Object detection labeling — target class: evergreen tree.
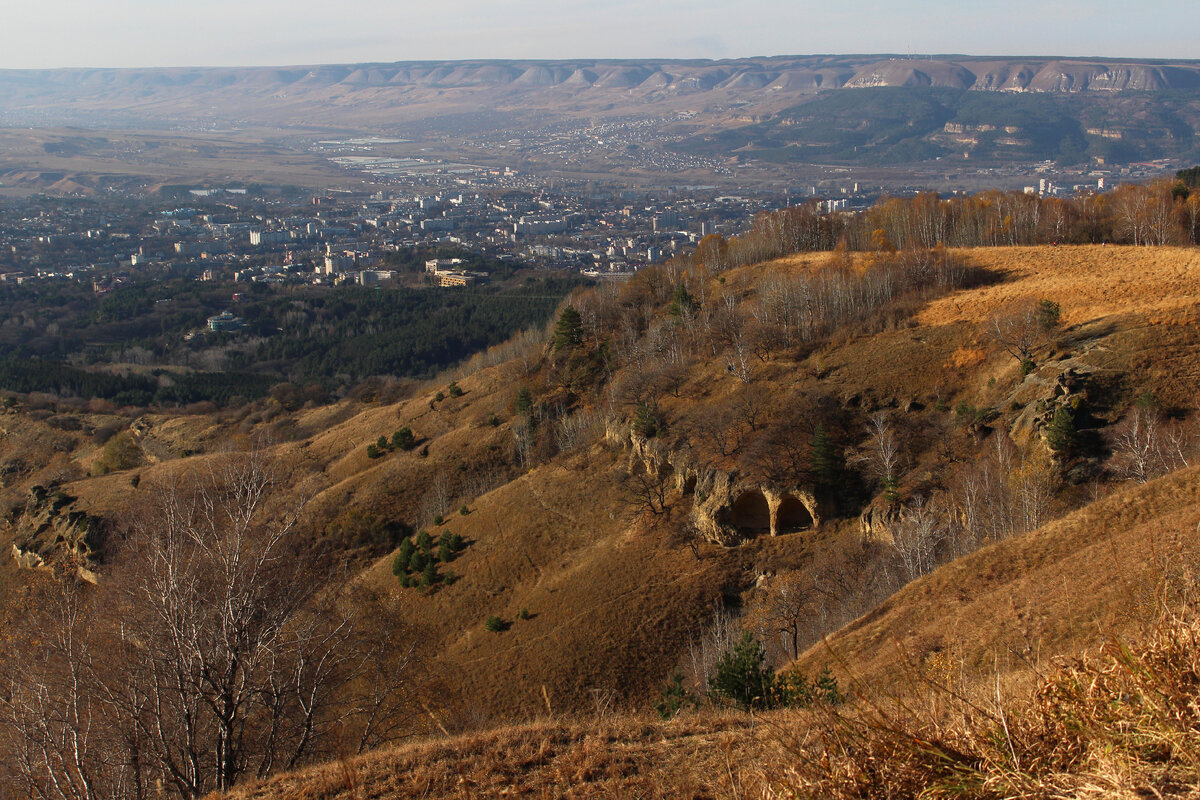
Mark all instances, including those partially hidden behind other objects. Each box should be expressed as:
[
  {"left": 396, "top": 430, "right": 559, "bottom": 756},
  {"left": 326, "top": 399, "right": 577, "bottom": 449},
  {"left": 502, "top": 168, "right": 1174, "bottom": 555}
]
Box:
[
  {"left": 421, "top": 560, "right": 437, "bottom": 588},
  {"left": 393, "top": 538, "right": 414, "bottom": 576},
  {"left": 1046, "top": 406, "right": 1078, "bottom": 454},
  {"left": 655, "top": 668, "right": 695, "bottom": 719},
  {"left": 553, "top": 305, "right": 583, "bottom": 352},
  {"left": 709, "top": 632, "right": 776, "bottom": 711},
  {"left": 438, "top": 539, "right": 453, "bottom": 563},
  {"left": 515, "top": 386, "right": 534, "bottom": 418},
  {"left": 669, "top": 284, "right": 696, "bottom": 318},
  {"left": 809, "top": 422, "right": 838, "bottom": 487},
  {"left": 416, "top": 529, "right": 433, "bottom": 553},
  {"left": 391, "top": 426, "right": 415, "bottom": 450},
  {"left": 633, "top": 398, "right": 662, "bottom": 438}
]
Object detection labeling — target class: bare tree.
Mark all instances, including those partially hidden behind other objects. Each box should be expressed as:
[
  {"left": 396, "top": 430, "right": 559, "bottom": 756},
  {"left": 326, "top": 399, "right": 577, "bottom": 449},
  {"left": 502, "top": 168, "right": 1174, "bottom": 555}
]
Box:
[
  {"left": 889, "top": 494, "right": 947, "bottom": 583},
  {"left": 1, "top": 453, "right": 422, "bottom": 800}
]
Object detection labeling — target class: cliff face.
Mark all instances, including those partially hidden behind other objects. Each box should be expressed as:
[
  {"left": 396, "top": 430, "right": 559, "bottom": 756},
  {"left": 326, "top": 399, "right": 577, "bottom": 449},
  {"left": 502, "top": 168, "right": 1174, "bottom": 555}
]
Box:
[
  {"left": 608, "top": 421, "right": 820, "bottom": 546},
  {"left": 2, "top": 55, "right": 1199, "bottom": 129}
]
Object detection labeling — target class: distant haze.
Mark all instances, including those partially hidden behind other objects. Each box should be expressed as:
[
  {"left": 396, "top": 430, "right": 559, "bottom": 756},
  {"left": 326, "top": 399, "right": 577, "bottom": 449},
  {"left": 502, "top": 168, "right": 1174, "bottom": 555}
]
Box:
[{"left": 2, "top": 0, "right": 1198, "bottom": 70}]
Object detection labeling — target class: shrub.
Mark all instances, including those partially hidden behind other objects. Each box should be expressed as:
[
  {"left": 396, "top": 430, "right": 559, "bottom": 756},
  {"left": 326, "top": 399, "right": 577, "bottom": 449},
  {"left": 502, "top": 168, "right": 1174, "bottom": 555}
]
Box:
[
  {"left": 518, "top": 607, "right": 531, "bottom": 621},
  {"left": 459, "top": 504, "right": 469, "bottom": 515},
  {"left": 434, "top": 391, "right": 445, "bottom": 402},
  {"left": 484, "top": 615, "right": 506, "bottom": 633},
  {"left": 438, "top": 539, "right": 453, "bottom": 563},
  {"left": 449, "top": 532, "right": 465, "bottom": 552},
  {"left": 1019, "top": 358, "right": 1036, "bottom": 376},
  {"left": 420, "top": 560, "right": 437, "bottom": 588},
  {"left": 488, "top": 413, "right": 500, "bottom": 427},
  {"left": 92, "top": 432, "right": 142, "bottom": 476},
  {"left": 448, "top": 381, "right": 463, "bottom": 398},
  {"left": 366, "top": 443, "right": 381, "bottom": 459},
  {"left": 432, "top": 514, "right": 443, "bottom": 526},
  {"left": 709, "top": 632, "right": 775, "bottom": 711},
  {"left": 416, "top": 529, "right": 433, "bottom": 552}
]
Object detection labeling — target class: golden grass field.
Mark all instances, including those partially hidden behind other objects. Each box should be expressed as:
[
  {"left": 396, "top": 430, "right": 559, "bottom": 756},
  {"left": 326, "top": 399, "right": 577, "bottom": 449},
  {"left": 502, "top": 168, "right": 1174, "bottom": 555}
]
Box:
[{"left": 6, "top": 244, "right": 1200, "bottom": 797}]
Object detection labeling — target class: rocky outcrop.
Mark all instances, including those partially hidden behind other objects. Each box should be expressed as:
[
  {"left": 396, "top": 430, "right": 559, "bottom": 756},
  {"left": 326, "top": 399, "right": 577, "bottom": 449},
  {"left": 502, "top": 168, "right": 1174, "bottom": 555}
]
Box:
[
  {"left": 606, "top": 421, "right": 820, "bottom": 546},
  {"left": 5, "top": 486, "right": 103, "bottom": 579}
]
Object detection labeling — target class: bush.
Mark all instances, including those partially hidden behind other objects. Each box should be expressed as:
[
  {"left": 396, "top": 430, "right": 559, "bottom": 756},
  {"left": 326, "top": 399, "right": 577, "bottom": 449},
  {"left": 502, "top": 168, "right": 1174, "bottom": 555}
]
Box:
[
  {"left": 416, "top": 529, "right": 433, "bottom": 552},
  {"left": 438, "top": 539, "right": 453, "bottom": 563},
  {"left": 366, "top": 443, "right": 381, "bottom": 459},
  {"left": 709, "top": 632, "right": 775, "bottom": 711},
  {"left": 488, "top": 413, "right": 500, "bottom": 427},
  {"left": 459, "top": 504, "right": 469, "bottom": 515},
  {"left": 434, "top": 391, "right": 444, "bottom": 402},
  {"left": 448, "top": 381, "right": 463, "bottom": 398},
  {"left": 518, "top": 607, "right": 530, "bottom": 621},
  {"left": 449, "top": 533, "right": 465, "bottom": 552},
  {"left": 484, "top": 615, "right": 506, "bottom": 633},
  {"left": 432, "top": 514, "right": 443, "bottom": 526},
  {"left": 420, "top": 560, "right": 437, "bottom": 588},
  {"left": 92, "top": 432, "right": 142, "bottom": 476}
]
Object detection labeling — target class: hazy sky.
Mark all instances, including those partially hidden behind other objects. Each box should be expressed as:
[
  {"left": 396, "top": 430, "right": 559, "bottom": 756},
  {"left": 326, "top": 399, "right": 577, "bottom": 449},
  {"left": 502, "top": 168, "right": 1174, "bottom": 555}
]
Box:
[{"left": 2, "top": 0, "right": 1197, "bottom": 69}]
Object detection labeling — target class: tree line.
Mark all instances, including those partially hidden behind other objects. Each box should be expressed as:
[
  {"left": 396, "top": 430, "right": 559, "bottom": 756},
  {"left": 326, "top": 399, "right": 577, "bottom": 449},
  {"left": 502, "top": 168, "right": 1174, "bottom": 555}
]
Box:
[{"left": 692, "top": 171, "right": 1200, "bottom": 273}]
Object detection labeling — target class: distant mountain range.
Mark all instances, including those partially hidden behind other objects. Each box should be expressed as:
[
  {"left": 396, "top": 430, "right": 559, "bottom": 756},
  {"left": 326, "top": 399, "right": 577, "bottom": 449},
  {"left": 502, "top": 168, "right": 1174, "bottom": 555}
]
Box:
[{"left": 2, "top": 55, "right": 1199, "bottom": 173}]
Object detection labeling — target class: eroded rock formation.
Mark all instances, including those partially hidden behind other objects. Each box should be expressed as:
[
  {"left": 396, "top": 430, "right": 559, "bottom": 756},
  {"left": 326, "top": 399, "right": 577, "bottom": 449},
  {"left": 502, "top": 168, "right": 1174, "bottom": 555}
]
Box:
[{"left": 607, "top": 421, "right": 820, "bottom": 546}]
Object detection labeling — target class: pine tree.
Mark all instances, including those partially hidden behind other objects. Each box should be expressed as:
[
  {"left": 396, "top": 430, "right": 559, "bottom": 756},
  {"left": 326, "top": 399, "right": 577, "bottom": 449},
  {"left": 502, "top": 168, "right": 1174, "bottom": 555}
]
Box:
[
  {"left": 809, "top": 422, "right": 838, "bottom": 487},
  {"left": 515, "top": 386, "right": 534, "bottom": 419},
  {"left": 553, "top": 305, "right": 583, "bottom": 352},
  {"left": 709, "top": 632, "right": 776, "bottom": 711},
  {"left": 1045, "top": 406, "right": 1078, "bottom": 454},
  {"left": 655, "top": 668, "right": 695, "bottom": 719},
  {"left": 668, "top": 284, "right": 696, "bottom": 317},
  {"left": 416, "top": 529, "right": 433, "bottom": 553},
  {"left": 421, "top": 560, "right": 437, "bottom": 588},
  {"left": 391, "top": 426, "right": 415, "bottom": 451},
  {"left": 393, "top": 539, "right": 414, "bottom": 576}
]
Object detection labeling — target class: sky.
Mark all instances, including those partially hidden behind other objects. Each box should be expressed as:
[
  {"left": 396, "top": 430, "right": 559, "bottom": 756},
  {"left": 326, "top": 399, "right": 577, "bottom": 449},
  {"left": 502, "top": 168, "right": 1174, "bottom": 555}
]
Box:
[{"left": 2, "top": 0, "right": 1197, "bottom": 70}]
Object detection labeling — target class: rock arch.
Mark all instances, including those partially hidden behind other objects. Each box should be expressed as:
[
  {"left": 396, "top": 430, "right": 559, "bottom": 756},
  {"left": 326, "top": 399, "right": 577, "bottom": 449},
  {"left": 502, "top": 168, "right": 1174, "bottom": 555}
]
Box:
[
  {"left": 774, "top": 494, "right": 814, "bottom": 534},
  {"left": 729, "top": 490, "right": 772, "bottom": 534}
]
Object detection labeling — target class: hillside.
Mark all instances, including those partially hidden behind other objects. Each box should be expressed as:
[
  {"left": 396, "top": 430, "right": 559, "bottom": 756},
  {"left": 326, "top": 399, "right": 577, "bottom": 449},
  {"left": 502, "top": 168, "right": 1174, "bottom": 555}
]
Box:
[{"left": 5, "top": 242, "right": 1200, "bottom": 797}]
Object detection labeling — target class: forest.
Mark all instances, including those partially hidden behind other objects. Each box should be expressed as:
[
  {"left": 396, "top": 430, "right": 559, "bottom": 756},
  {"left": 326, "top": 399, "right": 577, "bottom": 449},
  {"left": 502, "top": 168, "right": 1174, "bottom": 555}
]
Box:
[{"left": 0, "top": 274, "right": 585, "bottom": 407}]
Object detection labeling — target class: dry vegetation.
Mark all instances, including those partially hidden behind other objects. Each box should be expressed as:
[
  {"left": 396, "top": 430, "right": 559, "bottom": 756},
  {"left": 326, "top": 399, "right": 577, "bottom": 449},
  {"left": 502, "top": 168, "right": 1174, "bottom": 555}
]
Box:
[{"left": 5, "top": 241, "right": 1200, "bottom": 798}]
